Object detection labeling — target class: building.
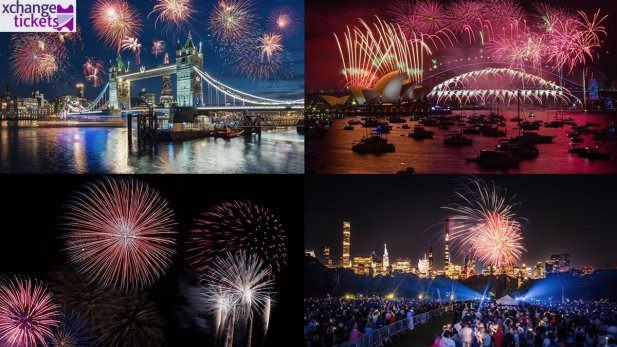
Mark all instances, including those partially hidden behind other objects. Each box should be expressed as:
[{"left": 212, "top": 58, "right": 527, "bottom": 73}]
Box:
[
  {"left": 0, "top": 85, "right": 18, "bottom": 119},
  {"left": 342, "top": 221, "right": 351, "bottom": 268},
  {"left": 580, "top": 265, "right": 594, "bottom": 276},
  {"left": 175, "top": 31, "right": 204, "bottom": 107},
  {"left": 535, "top": 261, "right": 545, "bottom": 279},
  {"left": 353, "top": 256, "right": 373, "bottom": 276},
  {"left": 418, "top": 254, "right": 429, "bottom": 278},
  {"left": 139, "top": 88, "right": 157, "bottom": 107},
  {"left": 305, "top": 250, "right": 316, "bottom": 258},
  {"left": 463, "top": 254, "right": 476, "bottom": 279},
  {"left": 76, "top": 83, "right": 85, "bottom": 99},
  {"left": 323, "top": 246, "right": 332, "bottom": 268},
  {"left": 428, "top": 246, "right": 434, "bottom": 278},
  {"left": 392, "top": 258, "right": 411, "bottom": 274},
  {"left": 444, "top": 219, "right": 450, "bottom": 275},
  {"left": 546, "top": 253, "right": 571, "bottom": 274},
  {"left": 160, "top": 53, "right": 174, "bottom": 106},
  {"left": 383, "top": 244, "right": 390, "bottom": 274}
]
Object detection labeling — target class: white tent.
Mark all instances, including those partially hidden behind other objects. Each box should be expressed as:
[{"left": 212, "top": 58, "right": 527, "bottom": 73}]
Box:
[{"left": 496, "top": 295, "right": 518, "bottom": 306}]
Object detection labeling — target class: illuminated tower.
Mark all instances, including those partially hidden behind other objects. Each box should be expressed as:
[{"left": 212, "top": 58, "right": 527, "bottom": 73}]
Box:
[
  {"left": 175, "top": 31, "right": 204, "bottom": 108},
  {"left": 383, "top": 244, "right": 389, "bottom": 275},
  {"left": 323, "top": 246, "right": 332, "bottom": 268},
  {"left": 445, "top": 218, "right": 451, "bottom": 272},
  {"left": 160, "top": 53, "right": 174, "bottom": 106},
  {"left": 108, "top": 53, "right": 130, "bottom": 110},
  {"left": 342, "top": 222, "right": 351, "bottom": 268},
  {"left": 76, "top": 83, "right": 84, "bottom": 99},
  {"left": 428, "top": 246, "right": 434, "bottom": 278}
]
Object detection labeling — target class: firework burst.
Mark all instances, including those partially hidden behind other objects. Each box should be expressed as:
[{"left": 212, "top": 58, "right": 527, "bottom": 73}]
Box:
[
  {"left": 50, "top": 308, "right": 95, "bottom": 347},
  {"left": 209, "top": 0, "right": 257, "bottom": 43},
  {"left": 0, "top": 277, "right": 59, "bottom": 347},
  {"left": 389, "top": 0, "right": 456, "bottom": 48},
  {"left": 121, "top": 36, "right": 142, "bottom": 65},
  {"left": 63, "top": 177, "right": 177, "bottom": 292},
  {"left": 10, "top": 33, "right": 69, "bottom": 84},
  {"left": 441, "top": 177, "right": 526, "bottom": 269},
  {"left": 152, "top": 39, "right": 167, "bottom": 58},
  {"left": 83, "top": 57, "right": 106, "bottom": 88},
  {"left": 150, "top": 0, "right": 197, "bottom": 32},
  {"left": 268, "top": 7, "right": 297, "bottom": 35},
  {"left": 91, "top": 0, "right": 143, "bottom": 52},
  {"left": 188, "top": 201, "right": 287, "bottom": 279},
  {"left": 258, "top": 33, "right": 284, "bottom": 63}
]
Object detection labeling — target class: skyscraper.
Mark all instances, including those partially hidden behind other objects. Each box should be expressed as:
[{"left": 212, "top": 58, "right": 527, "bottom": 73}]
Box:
[
  {"left": 383, "top": 243, "right": 389, "bottom": 269},
  {"left": 342, "top": 221, "right": 351, "bottom": 268},
  {"left": 418, "top": 254, "right": 429, "bottom": 277},
  {"left": 428, "top": 246, "right": 434, "bottom": 278},
  {"left": 444, "top": 218, "right": 450, "bottom": 274},
  {"left": 160, "top": 53, "right": 174, "bottom": 106},
  {"left": 323, "top": 246, "right": 332, "bottom": 268}
]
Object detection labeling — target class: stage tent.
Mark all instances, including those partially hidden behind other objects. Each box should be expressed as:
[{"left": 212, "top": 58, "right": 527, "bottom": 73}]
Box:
[{"left": 496, "top": 295, "right": 518, "bottom": 306}]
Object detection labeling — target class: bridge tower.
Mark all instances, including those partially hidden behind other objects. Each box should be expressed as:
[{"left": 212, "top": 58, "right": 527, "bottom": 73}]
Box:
[
  {"left": 160, "top": 53, "right": 174, "bottom": 107},
  {"left": 108, "top": 53, "right": 131, "bottom": 111},
  {"left": 175, "top": 31, "right": 204, "bottom": 108}
]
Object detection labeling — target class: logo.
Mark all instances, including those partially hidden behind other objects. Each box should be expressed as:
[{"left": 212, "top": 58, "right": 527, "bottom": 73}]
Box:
[{"left": 0, "top": 0, "right": 76, "bottom": 32}]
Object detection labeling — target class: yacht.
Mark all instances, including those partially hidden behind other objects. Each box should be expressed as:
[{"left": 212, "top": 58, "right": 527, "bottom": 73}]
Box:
[
  {"left": 444, "top": 133, "right": 473, "bottom": 146},
  {"left": 408, "top": 126, "right": 434, "bottom": 139},
  {"left": 515, "top": 132, "right": 555, "bottom": 144},
  {"left": 352, "top": 136, "right": 396, "bottom": 154},
  {"left": 468, "top": 150, "right": 521, "bottom": 168}
]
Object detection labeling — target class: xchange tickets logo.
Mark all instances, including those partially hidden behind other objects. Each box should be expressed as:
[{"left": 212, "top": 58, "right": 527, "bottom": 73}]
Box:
[{"left": 0, "top": 0, "right": 76, "bottom": 32}]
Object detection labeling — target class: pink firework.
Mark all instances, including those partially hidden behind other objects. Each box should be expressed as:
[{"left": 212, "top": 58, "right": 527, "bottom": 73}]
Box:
[
  {"left": 83, "top": 57, "right": 106, "bottom": 88},
  {"left": 258, "top": 33, "right": 284, "bottom": 63},
  {"left": 486, "top": 23, "right": 546, "bottom": 70},
  {"left": 149, "top": 0, "right": 197, "bottom": 32},
  {"left": 449, "top": 0, "right": 492, "bottom": 43},
  {"left": 209, "top": 0, "right": 257, "bottom": 43},
  {"left": 268, "top": 7, "right": 297, "bottom": 35},
  {"left": 0, "top": 277, "right": 59, "bottom": 347},
  {"left": 91, "top": 0, "right": 143, "bottom": 52},
  {"left": 121, "top": 36, "right": 142, "bottom": 65},
  {"left": 10, "top": 33, "right": 68, "bottom": 84},
  {"left": 152, "top": 39, "right": 167, "bottom": 58},
  {"left": 470, "top": 213, "right": 525, "bottom": 269},
  {"left": 64, "top": 177, "right": 177, "bottom": 292},
  {"left": 389, "top": 0, "right": 455, "bottom": 48},
  {"left": 483, "top": 0, "right": 525, "bottom": 36}
]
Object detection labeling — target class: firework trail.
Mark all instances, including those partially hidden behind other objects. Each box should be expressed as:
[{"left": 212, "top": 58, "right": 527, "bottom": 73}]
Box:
[
  {"left": 50, "top": 308, "right": 95, "bottom": 347},
  {"left": 149, "top": 0, "right": 197, "bottom": 32},
  {"left": 63, "top": 177, "right": 177, "bottom": 292},
  {"left": 258, "top": 33, "right": 284, "bottom": 63},
  {"left": 10, "top": 33, "right": 69, "bottom": 84},
  {"left": 121, "top": 36, "right": 143, "bottom": 65},
  {"left": 335, "top": 17, "right": 431, "bottom": 88},
  {"left": 448, "top": 0, "right": 492, "bottom": 44},
  {"left": 0, "top": 277, "right": 59, "bottom": 347},
  {"left": 267, "top": 7, "right": 297, "bottom": 35},
  {"left": 441, "top": 177, "right": 526, "bottom": 268},
  {"left": 202, "top": 285, "right": 235, "bottom": 340},
  {"left": 152, "top": 39, "right": 167, "bottom": 58},
  {"left": 91, "top": 0, "right": 143, "bottom": 53},
  {"left": 187, "top": 201, "right": 287, "bottom": 279},
  {"left": 209, "top": 0, "right": 257, "bottom": 43},
  {"left": 83, "top": 57, "right": 106, "bottom": 88}
]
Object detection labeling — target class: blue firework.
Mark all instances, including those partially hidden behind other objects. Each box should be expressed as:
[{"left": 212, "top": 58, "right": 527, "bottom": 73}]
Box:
[{"left": 50, "top": 307, "right": 96, "bottom": 347}]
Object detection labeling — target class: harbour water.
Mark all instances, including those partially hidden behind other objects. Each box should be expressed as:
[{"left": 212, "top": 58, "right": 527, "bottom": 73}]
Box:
[
  {"left": 307, "top": 110, "right": 617, "bottom": 174},
  {"left": 0, "top": 121, "right": 304, "bottom": 174}
]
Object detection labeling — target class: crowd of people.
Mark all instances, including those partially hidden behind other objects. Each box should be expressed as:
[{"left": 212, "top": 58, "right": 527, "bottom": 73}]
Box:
[
  {"left": 435, "top": 300, "right": 617, "bottom": 347},
  {"left": 303, "top": 297, "right": 449, "bottom": 347},
  {"left": 304, "top": 298, "right": 617, "bottom": 347}
]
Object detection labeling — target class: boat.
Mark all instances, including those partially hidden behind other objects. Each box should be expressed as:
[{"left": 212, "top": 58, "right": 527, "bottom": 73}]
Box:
[
  {"left": 518, "top": 121, "right": 542, "bottom": 130},
  {"left": 592, "top": 132, "right": 617, "bottom": 141},
  {"left": 444, "top": 133, "right": 473, "bottom": 146},
  {"left": 467, "top": 150, "right": 521, "bottom": 168},
  {"left": 544, "top": 121, "right": 565, "bottom": 128},
  {"left": 480, "top": 127, "right": 506, "bottom": 137},
  {"left": 463, "top": 126, "right": 481, "bottom": 135},
  {"left": 212, "top": 127, "right": 244, "bottom": 138},
  {"left": 343, "top": 125, "right": 354, "bottom": 130},
  {"left": 352, "top": 135, "right": 396, "bottom": 154},
  {"left": 577, "top": 146, "right": 610, "bottom": 160},
  {"left": 528, "top": 112, "right": 535, "bottom": 118},
  {"left": 568, "top": 144, "right": 585, "bottom": 154},
  {"left": 515, "top": 131, "right": 555, "bottom": 144},
  {"left": 374, "top": 124, "right": 390, "bottom": 134},
  {"left": 496, "top": 142, "right": 539, "bottom": 158},
  {"left": 347, "top": 119, "right": 361, "bottom": 125},
  {"left": 408, "top": 126, "right": 434, "bottom": 139},
  {"left": 438, "top": 124, "right": 451, "bottom": 130},
  {"left": 389, "top": 116, "right": 407, "bottom": 123},
  {"left": 362, "top": 118, "right": 380, "bottom": 127},
  {"left": 510, "top": 116, "right": 523, "bottom": 122},
  {"left": 420, "top": 118, "right": 440, "bottom": 127},
  {"left": 401, "top": 123, "right": 410, "bottom": 130},
  {"left": 569, "top": 135, "right": 584, "bottom": 143},
  {"left": 396, "top": 167, "right": 416, "bottom": 174}
]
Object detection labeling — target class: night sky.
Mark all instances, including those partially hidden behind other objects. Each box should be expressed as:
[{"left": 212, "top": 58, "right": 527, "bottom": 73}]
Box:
[
  {"left": 0, "top": 0, "right": 304, "bottom": 101},
  {"left": 305, "top": 175, "right": 617, "bottom": 270},
  {"left": 0, "top": 175, "right": 303, "bottom": 346},
  {"left": 306, "top": 0, "right": 617, "bottom": 92}
]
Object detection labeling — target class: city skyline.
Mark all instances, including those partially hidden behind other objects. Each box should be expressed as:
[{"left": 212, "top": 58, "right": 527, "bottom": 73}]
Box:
[{"left": 305, "top": 175, "right": 617, "bottom": 270}]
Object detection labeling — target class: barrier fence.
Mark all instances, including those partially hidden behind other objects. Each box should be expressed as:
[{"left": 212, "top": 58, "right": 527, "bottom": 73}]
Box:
[{"left": 323, "top": 305, "right": 452, "bottom": 347}]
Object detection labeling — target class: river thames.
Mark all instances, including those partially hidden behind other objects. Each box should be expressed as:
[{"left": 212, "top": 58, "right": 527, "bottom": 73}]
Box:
[
  {"left": 0, "top": 121, "right": 304, "bottom": 174},
  {"left": 307, "top": 110, "right": 617, "bottom": 174}
]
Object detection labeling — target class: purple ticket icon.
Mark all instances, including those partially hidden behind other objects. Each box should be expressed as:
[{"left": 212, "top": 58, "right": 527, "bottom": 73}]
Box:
[{"left": 55, "top": 4, "right": 74, "bottom": 32}]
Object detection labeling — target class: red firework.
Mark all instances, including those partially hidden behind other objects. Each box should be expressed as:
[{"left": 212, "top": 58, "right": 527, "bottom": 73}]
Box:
[
  {"left": 187, "top": 201, "right": 287, "bottom": 279},
  {"left": 389, "top": 0, "right": 456, "bottom": 48},
  {"left": 209, "top": 0, "right": 257, "bottom": 43},
  {"left": 0, "top": 277, "right": 59, "bottom": 347},
  {"left": 83, "top": 57, "right": 106, "bottom": 88},
  {"left": 64, "top": 177, "right": 177, "bottom": 292},
  {"left": 10, "top": 33, "right": 68, "bottom": 84},
  {"left": 90, "top": 0, "right": 143, "bottom": 52}
]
